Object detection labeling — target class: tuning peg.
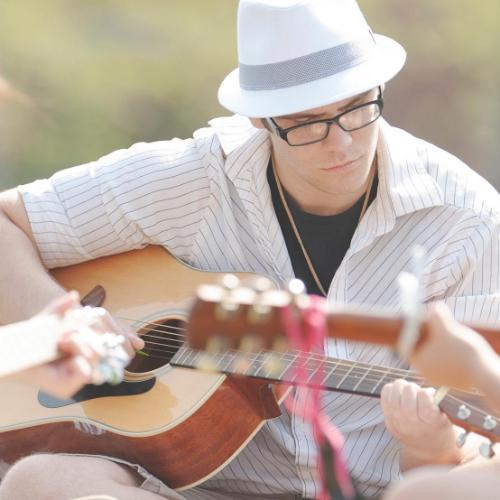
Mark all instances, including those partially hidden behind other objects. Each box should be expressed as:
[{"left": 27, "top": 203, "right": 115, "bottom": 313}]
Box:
[
  {"left": 483, "top": 415, "right": 498, "bottom": 431},
  {"left": 216, "top": 274, "right": 242, "bottom": 319},
  {"left": 250, "top": 276, "right": 275, "bottom": 294},
  {"left": 244, "top": 276, "right": 274, "bottom": 324},
  {"left": 479, "top": 442, "right": 495, "bottom": 458},
  {"left": 457, "top": 404, "right": 472, "bottom": 420},
  {"left": 288, "top": 279, "right": 306, "bottom": 296},
  {"left": 456, "top": 431, "right": 469, "bottom": 448},
  {"left": 220, "top": 274, "right": 240, "bottom": 291}
]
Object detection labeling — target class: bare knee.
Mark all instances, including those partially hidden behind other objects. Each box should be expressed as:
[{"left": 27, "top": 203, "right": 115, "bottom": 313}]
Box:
[
  {"left": 383, "top": 466, "right": 449, "bottom": 500},
  {"left": 0, "top": 454, "right": 140, "bottom": 500},
  {"left": 1, "top": 454, "right": 47, "bottom": 499},
  {"left": 384, "top": 464, "right": 500, "bottom": 500}
]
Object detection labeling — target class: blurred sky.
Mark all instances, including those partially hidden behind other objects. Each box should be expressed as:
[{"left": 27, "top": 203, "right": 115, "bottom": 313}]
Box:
[{"left": 0, "top": 0, "right": 499, "bottom": 190}]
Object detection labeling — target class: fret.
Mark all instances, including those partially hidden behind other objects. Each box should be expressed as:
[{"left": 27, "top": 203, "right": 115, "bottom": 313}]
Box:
[
  {"left": 333, "top": 365, "right": 375, "bottom": 394},
  {"left": 321, "top": 359, "right": 340, "bottom": 386},
  {"left": 218, "top": 350, "right": 237, "bottom": 372},
  {"left": 305, "top": 352, "right": 320, "bottom": 384},
  {"left": 173, "top": 345, "right": 197, "bottom": 367},
  {"left": 283, "top": 353, "right": 304, "bottom": 384},
  {"left": 240, "top": 350, "right": 261, "bottom": 378},
  {"left": 351, "top": 364, "right": 372, "bottom": 392},
  {"left": 402, "top": 370, "right": 421, "bottom": 385},
  {"left": 383, "top": 368, "right": 401, "bottom": 385},
  {"left": 335, "top": 362, "right": 356, "bottom": 390},
  {"left": 323, "top": 362, "right": 354, "bottom": 391},
  {"left": 247, "top": 350, "right": 267, "bottom": 378},
  {"left": 370, "top": 368, "right": 391, "bottom": 395},
  {"left": 186, "top": 347, "right": 200, "bottom": 367},
  {"left": 277, "top": 350, "right": 298, "bottom": 381},
  {"left": 260, "top": 348, "right": 289, "bottom": 380}
]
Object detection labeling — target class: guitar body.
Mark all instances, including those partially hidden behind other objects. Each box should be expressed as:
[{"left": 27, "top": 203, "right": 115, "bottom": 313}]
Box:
[{"left": 0, "top": 246, "right": 283, "bottom": 489}]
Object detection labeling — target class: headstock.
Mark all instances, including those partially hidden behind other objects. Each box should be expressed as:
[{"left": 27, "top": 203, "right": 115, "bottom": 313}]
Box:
[
  {"left": 187, "top": 276, "right": 305, "bottom": 354},
  {"left": 187, "top": 276, "right": 408, "bottom": 357},
  {"left": 442, "top": 394, "right": 500, "bottom": 453}
]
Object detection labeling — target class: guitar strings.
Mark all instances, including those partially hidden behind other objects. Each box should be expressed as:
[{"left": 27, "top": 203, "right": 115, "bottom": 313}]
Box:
[
  {"left": 113, "top": 316, "right": 489, "bottom": 408},
  {"left": 130, "top": 342, "right": 495, "bottom": 421},
  {"left": 138, "top": 331, "right": 420, "bottom": 381},
  {"left": 114, "top": 316, "right": 495, "bottom": 419},
  {"left": 124, "top": 321, "right": 473, "bottom": 388},
  {"left": 127, "top": 333, "right": 484, "bottom": 401},
  {"left": 117, "top": 315, "right": 420, "bottom": 379}
]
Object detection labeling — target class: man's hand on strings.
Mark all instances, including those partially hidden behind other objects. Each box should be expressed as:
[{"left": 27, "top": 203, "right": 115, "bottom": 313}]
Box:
[{"left": 381, "top": 379, "right": 462, "bottom": 471}]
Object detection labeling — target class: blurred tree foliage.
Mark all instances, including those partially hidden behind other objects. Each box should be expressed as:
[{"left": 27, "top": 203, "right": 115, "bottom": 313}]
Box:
[{"left": 0, "top": 0, "right": 498, "bottom": 189}]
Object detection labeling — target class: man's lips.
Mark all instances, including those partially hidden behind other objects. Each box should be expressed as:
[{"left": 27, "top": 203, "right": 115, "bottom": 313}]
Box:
[{"left": 321, "top": 157, "right": 361, "bottom": 171}]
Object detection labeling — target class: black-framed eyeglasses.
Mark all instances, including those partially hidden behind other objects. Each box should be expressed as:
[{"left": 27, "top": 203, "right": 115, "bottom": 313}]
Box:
[{"left": 266, "top": 86, "right": 384, "bottom": 147}]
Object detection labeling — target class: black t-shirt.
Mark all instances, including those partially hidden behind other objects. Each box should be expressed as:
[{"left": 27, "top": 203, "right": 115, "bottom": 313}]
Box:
[{"left": 267, "top": 161, "right": 378, "bottom": 296}]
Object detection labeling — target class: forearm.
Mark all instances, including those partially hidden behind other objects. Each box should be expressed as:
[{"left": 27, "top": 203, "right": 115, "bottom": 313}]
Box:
[
  {"left": 473, "top": 353, "right": 500, "bottom": 412},
  {"left": 400, "top": 442, "right": 462, "bottom": 472},
  {"left": 0, "top": 209, "right": 65, "bottom": 323}
]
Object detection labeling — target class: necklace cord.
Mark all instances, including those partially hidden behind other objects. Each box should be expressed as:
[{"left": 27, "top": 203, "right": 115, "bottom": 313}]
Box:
[{"left": 271, "top": 153, "right": 376, "bottom": 297}]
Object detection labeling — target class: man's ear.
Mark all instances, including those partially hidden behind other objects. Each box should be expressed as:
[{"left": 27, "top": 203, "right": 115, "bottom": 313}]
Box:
[{"left": 249, "top": 117, "right": 267, "bottom": 129}]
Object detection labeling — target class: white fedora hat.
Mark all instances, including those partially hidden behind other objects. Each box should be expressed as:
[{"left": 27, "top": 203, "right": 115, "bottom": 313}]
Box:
[{"left": 218, "top": 0, "right": 406, "bottom": 118}]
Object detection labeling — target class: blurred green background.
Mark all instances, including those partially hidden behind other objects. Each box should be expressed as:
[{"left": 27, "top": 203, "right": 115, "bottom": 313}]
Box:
[{"left": 0, "top": 0, "right": 498, "bottom": 190}]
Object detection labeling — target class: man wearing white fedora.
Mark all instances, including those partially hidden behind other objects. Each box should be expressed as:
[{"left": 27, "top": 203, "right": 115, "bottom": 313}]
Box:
[{"left": 0, "top": 0, "right": 499, "bottom": 499}]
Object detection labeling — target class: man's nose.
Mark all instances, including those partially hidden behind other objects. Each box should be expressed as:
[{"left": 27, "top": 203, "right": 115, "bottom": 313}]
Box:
[{"left": 322, "top": 123, "right": 353, "bottom": 150}]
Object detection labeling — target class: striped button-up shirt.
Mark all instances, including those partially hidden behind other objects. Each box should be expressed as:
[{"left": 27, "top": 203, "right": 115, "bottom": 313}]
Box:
[{"left": 20, "top": 116, "right": 500, "bottom": 498}]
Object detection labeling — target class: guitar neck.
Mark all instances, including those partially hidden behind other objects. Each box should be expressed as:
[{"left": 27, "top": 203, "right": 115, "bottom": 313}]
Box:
[
  {"left": 325, "top": 310, "right": 500, "bottom": 355},
  {"left": 0, "top": 316, "right": 61, "bottom": 379},
  {"left": 172, "top": 346, "right": 420, "bottom": 397},
  {"left": 172, "top": 346, "right": 500, "bottom": 443},
  {"left": 189, "top": 288, "right": 500, "bottom": 355}
]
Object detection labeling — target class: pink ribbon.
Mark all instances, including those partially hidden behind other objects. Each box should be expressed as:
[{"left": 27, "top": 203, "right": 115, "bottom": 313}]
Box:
[{"left": 281, "top": 295, "right": 355, "bottom": 500}]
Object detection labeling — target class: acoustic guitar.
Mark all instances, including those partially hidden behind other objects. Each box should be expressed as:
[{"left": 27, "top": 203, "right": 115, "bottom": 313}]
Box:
[{"left": 0, "top": 246, "right": 498, "bottom": 490}]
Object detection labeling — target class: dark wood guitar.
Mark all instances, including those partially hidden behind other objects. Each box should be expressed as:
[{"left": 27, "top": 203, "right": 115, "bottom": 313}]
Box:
[{"left": 0, "top": 246, "right": 498, "bottom": 490}]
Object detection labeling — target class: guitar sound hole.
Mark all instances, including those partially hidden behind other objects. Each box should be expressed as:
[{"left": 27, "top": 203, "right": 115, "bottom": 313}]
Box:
[{"left": 126, "top": 318, "right": 186, "bottom": 374}]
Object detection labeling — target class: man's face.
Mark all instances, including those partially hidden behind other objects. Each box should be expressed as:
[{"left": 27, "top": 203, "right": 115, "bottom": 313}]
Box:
[{"left": 253, "top": 88, "right": 381, "bottom": 209}]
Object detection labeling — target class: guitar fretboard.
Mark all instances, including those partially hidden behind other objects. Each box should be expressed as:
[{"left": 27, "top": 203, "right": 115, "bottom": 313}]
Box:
[
  {"left": 171, "top": 346, "right": 420, "bottom": 397},
  {"left": 171, "top": 346, "right": 500, "bottom": 443}
]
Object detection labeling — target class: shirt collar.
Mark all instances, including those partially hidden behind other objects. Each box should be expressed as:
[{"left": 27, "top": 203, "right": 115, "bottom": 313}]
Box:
[
  {"left": 207, "top": 115, "right": 448, "bottom": 269},
  {"left": 377, "top": 119, "right": 444, "bottom": 218}
]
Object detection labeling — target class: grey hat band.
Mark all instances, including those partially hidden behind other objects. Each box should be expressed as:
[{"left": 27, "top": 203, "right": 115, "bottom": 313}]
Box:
[{"left": 239, "top": 34, "right": 377, "bottom": 91}]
